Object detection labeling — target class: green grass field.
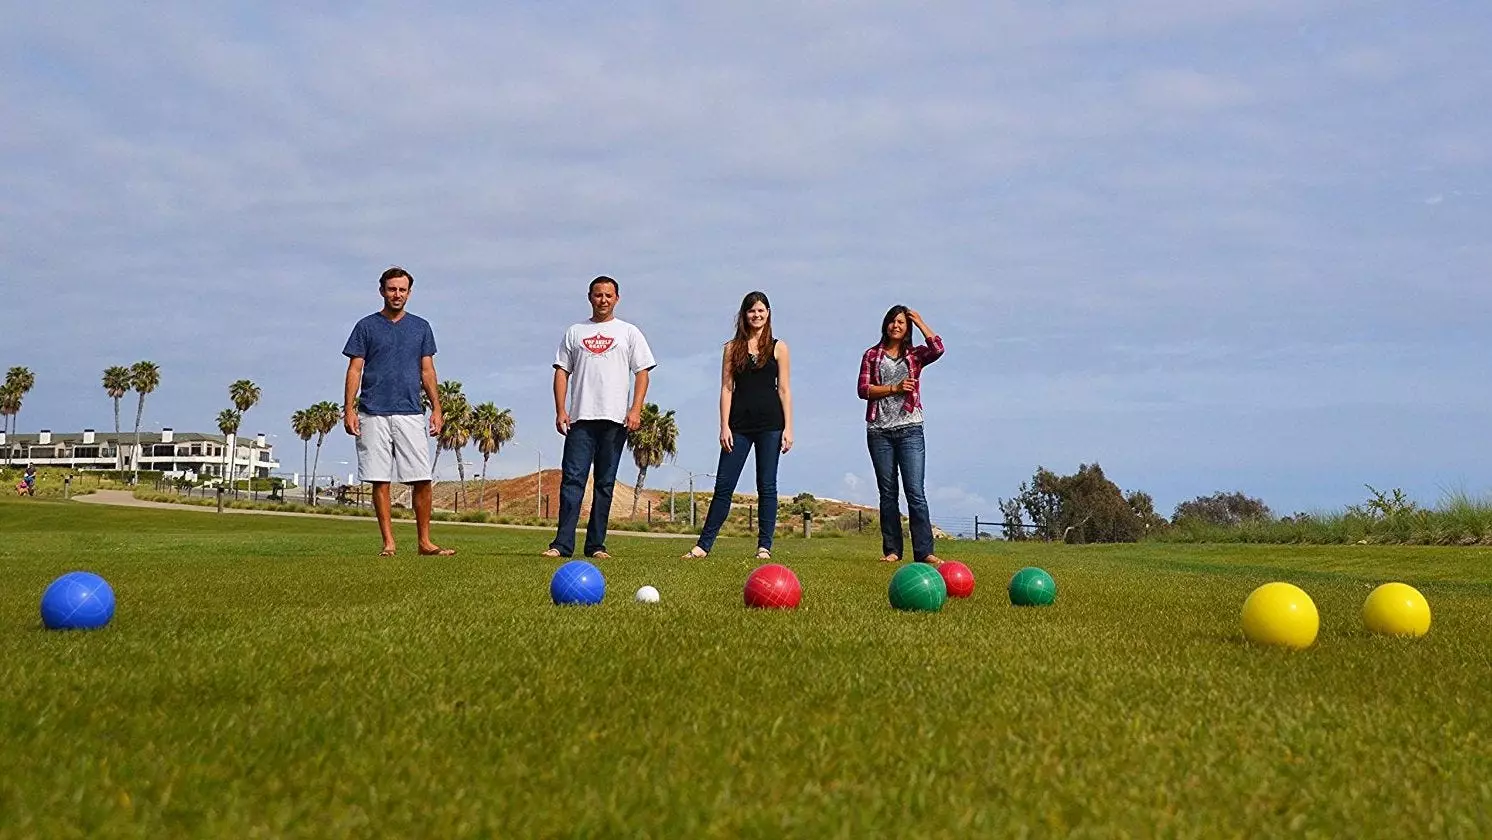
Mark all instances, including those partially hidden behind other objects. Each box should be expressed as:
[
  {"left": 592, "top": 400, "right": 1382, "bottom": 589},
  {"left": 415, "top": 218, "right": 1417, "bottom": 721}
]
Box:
[{"left": 3, "top": 497, "right": 1491, "bottom": 838}]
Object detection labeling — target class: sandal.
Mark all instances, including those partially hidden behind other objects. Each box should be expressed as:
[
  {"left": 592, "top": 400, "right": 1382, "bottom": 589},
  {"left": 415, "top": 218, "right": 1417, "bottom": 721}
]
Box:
[
  {"left": 682, "top": 546, "right": 708, "bottom": 559},
  {"left": 755, "top": 547, "right": 772, "bottom": 560},
  {"left": 880, "top": 553, "right": 901, "bottom": 563}
]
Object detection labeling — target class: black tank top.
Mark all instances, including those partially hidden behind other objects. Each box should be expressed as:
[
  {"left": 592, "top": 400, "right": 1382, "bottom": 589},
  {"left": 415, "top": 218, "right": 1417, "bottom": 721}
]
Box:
[{"left": 729, "top": 340, "right": 785, "bottom": 434}]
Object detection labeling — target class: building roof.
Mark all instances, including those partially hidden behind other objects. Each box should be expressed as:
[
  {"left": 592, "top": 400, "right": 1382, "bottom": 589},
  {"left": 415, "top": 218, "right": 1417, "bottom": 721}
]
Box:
[{"left": 2, "top": 431, "right": 270, "bottom": 446}]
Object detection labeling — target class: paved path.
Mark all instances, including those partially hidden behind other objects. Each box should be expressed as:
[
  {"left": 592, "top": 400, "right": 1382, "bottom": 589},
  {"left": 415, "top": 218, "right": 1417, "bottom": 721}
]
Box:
[{"left": 73, "top": 490, "right": 695, "bottom": 540}]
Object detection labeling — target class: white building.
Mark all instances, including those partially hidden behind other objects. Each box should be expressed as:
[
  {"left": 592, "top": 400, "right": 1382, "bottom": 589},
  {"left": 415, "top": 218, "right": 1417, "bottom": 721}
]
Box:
[{"left": 0, "top": 428, "right": 280, "bottom": 481}]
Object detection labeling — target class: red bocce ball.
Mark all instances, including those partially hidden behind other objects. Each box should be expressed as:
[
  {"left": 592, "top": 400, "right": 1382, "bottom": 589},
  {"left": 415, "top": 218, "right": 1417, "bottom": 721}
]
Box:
[
  {"left": 938, "top": 561, "right": 975, "bottom": 599},
  {"left": 743, "top": 563, "right": 803, "bottom": 609}
]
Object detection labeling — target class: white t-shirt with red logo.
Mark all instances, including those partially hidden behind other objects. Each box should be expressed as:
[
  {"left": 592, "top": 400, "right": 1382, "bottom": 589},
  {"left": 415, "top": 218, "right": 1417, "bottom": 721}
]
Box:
[{"left": 554, "top": 317, "right": 657, "bottom": 424}]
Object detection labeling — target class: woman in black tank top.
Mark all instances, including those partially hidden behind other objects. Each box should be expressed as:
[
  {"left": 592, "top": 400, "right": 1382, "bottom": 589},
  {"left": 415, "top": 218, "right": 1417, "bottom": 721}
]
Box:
[{"left": 683, "top": 291, "right": 794, "bottom": 560}]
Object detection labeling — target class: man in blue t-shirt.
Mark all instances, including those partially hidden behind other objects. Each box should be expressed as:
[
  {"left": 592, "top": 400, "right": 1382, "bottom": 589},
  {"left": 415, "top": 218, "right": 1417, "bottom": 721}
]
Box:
[{"left": 342, "top": 266, "right": 455, "bottom": 557}]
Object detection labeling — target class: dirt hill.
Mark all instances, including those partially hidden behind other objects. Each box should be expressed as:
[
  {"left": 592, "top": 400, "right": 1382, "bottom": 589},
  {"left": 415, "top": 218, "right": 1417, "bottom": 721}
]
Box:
[{"left": 395, "top": 470, "right": 878, "bottom": 524}]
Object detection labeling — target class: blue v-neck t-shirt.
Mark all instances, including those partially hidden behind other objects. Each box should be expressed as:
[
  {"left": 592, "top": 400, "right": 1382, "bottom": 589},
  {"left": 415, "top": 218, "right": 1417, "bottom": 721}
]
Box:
[{"left": 342, "top": 312, "right": 437, "bottom": 415}]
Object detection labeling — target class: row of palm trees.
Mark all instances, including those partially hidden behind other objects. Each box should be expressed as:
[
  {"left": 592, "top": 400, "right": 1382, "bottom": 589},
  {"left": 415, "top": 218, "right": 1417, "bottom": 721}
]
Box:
[
  {"left": 12, "top": 360, "right": 684, "bottom": 514},
  {"left": 102, "top": 362, "right": 162, "bottom": 481},
  {"left": 290, "top": 402, "right": 343, "bottom": 504},
  {"left": 213, "top": 379, "right": 263, "bottom": 490},
  {"left": 287, "top": 383, "right": 521, "bottom": 509},
  {"left": 3, "top": 363, "right": 161, "bottom": 477},
  {"left": 426, "top": 380, "right": 516, "bottom": 510},
  {"left": 423, "top": 383, "right": 683, "bottom": 518},
  {"left": 203, "top": 379, "right": 681, "bottom": 514},
  {"left": 1, "top": 366, "right": 37, "bottom": 467}
]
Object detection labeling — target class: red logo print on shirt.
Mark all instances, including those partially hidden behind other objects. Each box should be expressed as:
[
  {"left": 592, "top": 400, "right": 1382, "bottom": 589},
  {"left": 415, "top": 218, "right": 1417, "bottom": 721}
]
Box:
[{"left": 582, "top": 333, "right": 615, "bottom": 355}]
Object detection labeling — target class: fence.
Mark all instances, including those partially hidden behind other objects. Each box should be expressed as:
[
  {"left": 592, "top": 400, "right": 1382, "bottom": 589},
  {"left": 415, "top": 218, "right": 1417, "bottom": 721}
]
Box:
[{"left": 926, "top": 515, "right": 1046, "bottom": 540}]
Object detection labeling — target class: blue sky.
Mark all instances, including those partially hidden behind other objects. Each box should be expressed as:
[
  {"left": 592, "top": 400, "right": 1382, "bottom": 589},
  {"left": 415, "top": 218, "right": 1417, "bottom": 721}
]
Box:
[{"left": 3, "top": 1, "right": 1488, "bottom": 525}]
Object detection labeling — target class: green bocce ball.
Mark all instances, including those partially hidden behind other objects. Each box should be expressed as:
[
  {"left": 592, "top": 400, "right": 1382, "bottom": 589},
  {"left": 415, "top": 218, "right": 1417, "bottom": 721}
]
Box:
[
  {"left": 1008, "top": 567, "right": 1056, "bottom": 607},
  {"left": 889, "top": 563, "right": 948, "bottom": 612}
]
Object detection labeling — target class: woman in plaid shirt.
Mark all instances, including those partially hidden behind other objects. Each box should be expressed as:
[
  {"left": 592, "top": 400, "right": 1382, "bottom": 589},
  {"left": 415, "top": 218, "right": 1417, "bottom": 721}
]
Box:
[{"left": 857, "top": 306, "right": 946, "bottom": 564}]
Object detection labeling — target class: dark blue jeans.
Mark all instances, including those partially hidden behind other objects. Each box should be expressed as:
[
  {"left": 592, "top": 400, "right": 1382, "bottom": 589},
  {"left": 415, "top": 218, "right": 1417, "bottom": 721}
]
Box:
[
  {"left": 867, "top": 424, "right": 934, "bottom": 562},
  {"left": 550, "top": 420, "right": 628, "bottom": 557},
  {"left": 696, "top": 430, "right": 782, "bottom": 552}
]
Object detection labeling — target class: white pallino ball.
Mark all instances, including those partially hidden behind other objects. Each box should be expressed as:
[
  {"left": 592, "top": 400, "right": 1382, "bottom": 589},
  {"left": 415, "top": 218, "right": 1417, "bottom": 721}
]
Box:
[{"left": 635, "top": 585, "right": 660, "bottom": 604}]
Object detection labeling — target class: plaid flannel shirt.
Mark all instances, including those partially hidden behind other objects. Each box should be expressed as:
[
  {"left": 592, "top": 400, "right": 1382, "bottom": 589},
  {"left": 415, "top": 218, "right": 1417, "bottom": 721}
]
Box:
[{"left": 857, "top": 335, "right": 945, "bottom": 423}]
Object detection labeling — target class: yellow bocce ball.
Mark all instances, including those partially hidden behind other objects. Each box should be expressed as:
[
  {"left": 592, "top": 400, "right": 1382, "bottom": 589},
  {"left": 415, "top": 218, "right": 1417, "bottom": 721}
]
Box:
[
  {"left": 1241, "top": 582, "right": 1320, "bottom": 650},
  {"left": 1362, "top": 582, "right": 1431, "bottom": 638}
]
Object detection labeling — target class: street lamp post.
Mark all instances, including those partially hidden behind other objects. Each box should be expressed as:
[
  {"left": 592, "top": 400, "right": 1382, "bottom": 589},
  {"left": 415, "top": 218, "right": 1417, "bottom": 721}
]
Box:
[
  {"left": 458, "top": 460, "right": 481, "bottom": 512},
  {"left": 659, "top": 464, "right": 714, "bottom": 530},
  {"left": 686, "top": 469, "right": 716, "bottom": 530},
  {"left": 508, "top": 441, "right": 544, "bottom": 517}
]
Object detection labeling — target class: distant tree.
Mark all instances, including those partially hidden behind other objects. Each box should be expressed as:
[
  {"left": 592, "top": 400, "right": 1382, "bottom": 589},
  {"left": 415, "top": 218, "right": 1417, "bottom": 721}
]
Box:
[
  {"left": 102, "top": 366, "right": 131, "bottom": 434},
  {"left": 0, "top": 385, "right": 19, "bottom": 467},
  {"left": 3, "top": 367, "right": 35, "bottom": 466},
  {"left": 432, "top": 380, "right": 471, "bottom": 506},
  {"left": 997, "top": 495, "right": 1028, "bottom": 541},
  {"left": 1172, "top": 491, "right": 1272, "bottom": 527},
  {"left": 1126, "top": 490, "right": 1169, "bottom": 535},
  {"left": 226, "top": 380, "right": 261, "bottom": 491},
  {"left": 626, "top": 403, "right": 679, "bottom": 517},
  {"left": 787, "top": 492, "right": 819, "bottom": 519},
  {"left": 216, "top": 409, "right": 242, "bottom": 483},
  {"left": 129, "top": 361, "right": 161, "bottom": 482},
  {"left": 229, "top": 380, "right": 261, "bottom": 486},
  {"left": 1013, "top": 463, "right": 1149, "bottom": 543},
  {"left": 308, "top": 401, "right": 341, "bottom": 505},
  {"left": 469, "top": 402, "right": 515, "bottom": 513},
  {"left": 1015, "top": 469, "right": 1064, "bottom": 540},
  {"left": 291, "top": 408, "right": 316, "bottom": 503}
]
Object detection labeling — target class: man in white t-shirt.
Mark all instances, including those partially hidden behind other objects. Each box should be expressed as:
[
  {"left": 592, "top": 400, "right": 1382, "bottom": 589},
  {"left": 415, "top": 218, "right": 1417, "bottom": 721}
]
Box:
[{"left": 542, "top": 276, "right": 657, "bottom": 559}]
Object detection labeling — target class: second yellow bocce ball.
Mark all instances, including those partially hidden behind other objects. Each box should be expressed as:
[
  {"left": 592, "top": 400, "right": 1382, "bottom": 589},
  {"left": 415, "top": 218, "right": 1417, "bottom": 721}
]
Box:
[{"left": 1362, "top": 582, "right": 1431, "bottom": 638}]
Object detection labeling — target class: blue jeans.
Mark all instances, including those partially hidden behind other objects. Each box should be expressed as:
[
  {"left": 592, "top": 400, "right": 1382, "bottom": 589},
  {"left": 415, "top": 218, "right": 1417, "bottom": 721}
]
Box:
[
  {"left": 550, "top": 420, "right": 628, "bottom": 557},
  {"left": 867, "top": 424, "right": 934, "bottom": 562},
  {"left": 696, "top": 430, "right": 782, "bottom": 552}
]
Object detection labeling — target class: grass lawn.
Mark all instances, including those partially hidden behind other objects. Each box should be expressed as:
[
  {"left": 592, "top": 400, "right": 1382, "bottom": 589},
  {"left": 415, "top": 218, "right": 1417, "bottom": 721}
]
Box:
[{"left": 2, "top": 496, "right": 1491, "bottom": 838}]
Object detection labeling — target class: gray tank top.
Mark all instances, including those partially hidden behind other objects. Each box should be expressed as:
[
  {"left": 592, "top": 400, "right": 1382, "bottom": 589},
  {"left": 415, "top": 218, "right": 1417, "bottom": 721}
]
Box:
[{"left": 870, "top": 353, "right": 923, "bottom": 430}]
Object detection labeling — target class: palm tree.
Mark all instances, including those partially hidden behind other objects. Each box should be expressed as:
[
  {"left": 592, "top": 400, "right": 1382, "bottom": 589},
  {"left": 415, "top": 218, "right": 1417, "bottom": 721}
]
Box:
[
  {"left": 469, "top": 402, "right": 515, "bottom": 514},
  {"left": 433, "top": 381, "right": 471, "bottom": 507},
  {"left": 216, "top": 409, "right": 242, "bottom": 485},
  {"left": 228, "top": 379, "right": 261, "bottom": 492},
  {"left": 102, "top": 366, "right": 131, "bottom": 434},
  {"left": 0, "top": 385, "right": 19, "bottom": 468},
  {"left": 291, "top": 408, "right": 316, "bottom": 503},
  {"left": 129, "top": 361, "right": 161, "bottom": 482},
  {"left": 625, "top": 403, "right": 679, "bottom": 518},
  {"left": 308, "top": 401, "right": 341, "bottom": 506},
  {"left": 4, "top": 367, "right": 35, "bottom": 467}
]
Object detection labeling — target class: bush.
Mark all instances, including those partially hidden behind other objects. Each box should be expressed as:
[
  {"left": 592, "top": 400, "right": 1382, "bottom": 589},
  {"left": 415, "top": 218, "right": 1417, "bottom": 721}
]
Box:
[
  {"left": 1007, "top": 464, "right": 1152, "bottom": 543},
  {"left": 1150, "top": 487, "right": 1492, "bottom": 546},
  {"left": 1172, "top": 491, "right": 1271, "bottom": 527}
]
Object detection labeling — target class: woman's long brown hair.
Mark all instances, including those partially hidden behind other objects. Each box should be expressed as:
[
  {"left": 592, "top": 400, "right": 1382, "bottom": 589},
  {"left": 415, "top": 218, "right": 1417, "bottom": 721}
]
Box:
[{"left": 727, "top": 291, "right": 774, "bottom": 373}]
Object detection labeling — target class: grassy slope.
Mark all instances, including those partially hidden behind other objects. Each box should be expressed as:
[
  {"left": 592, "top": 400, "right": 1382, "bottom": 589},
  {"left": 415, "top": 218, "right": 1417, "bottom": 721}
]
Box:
[{"left": 1, "top": 497, "right": 1490, "bottom": 838}]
